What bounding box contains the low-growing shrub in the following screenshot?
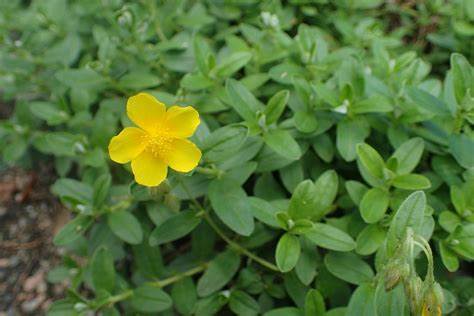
[1,0,473,315]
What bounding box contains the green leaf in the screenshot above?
[294,111,318,133]
[284,272,307,311]
[295,239,318,285]
[269,62,306,84]
[375,283,409,315]
[450,184,467,216]
[438,241,459,272]
[212,52,252,78]
[451,53,472,104]
[352,95,393,114]
[29,101,69,125]
[209,178,254,236]
[438,211,461,233]
[55,68,108,89]
[312,170,339,219]
[149,210,202,246]
[324,252,374,285]
[288,180,318,220]
[449,223,474,259]
[181,72,214,91]
[346,283,377,316]
[193,35,212,74]
[449,134,474,169]
[276,233,301,272]
[439,241,459,272]
[407,87,450,115]
[51,178,93,203]
[107,211,143,245]
[311,133,335,163]
[118,71,161,90]
[313,82,339,107]
[131,285,172,313]
[345,180,369,206]
[356,143,385,179]
[3,137,27,164]
[264,307,303,316]
[229,290,260,316]
[194,294,228,316]
[290,219,314,235]
[47,267,70,284]
[359,188,390,223]
[44,34,81,66]
[33,132,79,157]
[391,137,424,174]
[305,223,356,251]
[265,90,290,125]
[280,161,305,193]
[356,224,386,255]
[392,174,431,190]
[197,250,240,296]
[349,0,384,8]
[92,174,111,209]
[386,191,426,255]
[337,118,370,161]
[226,79,261,122]
[293,77,313,107]
[255,173,287,200]
[171,277,197,315]
[47,299,78,316]
[53,215,93,246]
[202,124,248,163]
[91,247,115,293]
[132,240,164,279]
[248,197,280,228]
[304,289,325,316]
[263,129,302,160]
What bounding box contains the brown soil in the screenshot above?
[0,167,70,315]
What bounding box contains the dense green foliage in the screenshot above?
[1,0,473,315]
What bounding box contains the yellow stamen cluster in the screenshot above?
[142,132,172,158]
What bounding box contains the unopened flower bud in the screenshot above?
[405,276,423,314]
[384,260,410,291]
[421,282,444,316]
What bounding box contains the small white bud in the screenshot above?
[389,59,396,72]
[334,99,349,114]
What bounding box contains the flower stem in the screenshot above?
[195,166,224,178]
[414,235,435,283]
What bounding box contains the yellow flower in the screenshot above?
[108,93,201,187]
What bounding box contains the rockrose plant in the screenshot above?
[0,1,473,315]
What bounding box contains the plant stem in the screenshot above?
[107,290,133,305]
[414,235,435,283]
[202,212,279,272]
[178,178,279,272]
[148,264,208,288]
[195,166,224,178]
[98,264,207,310]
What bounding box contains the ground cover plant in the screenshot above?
[0,0,473,315]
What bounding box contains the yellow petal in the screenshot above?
[164,138,202,172]
[164,106,200,138]
[127,93,166,134]
[131,150,168,187]
[108,127,147,163]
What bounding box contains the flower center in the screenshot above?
[142,131,173,158]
